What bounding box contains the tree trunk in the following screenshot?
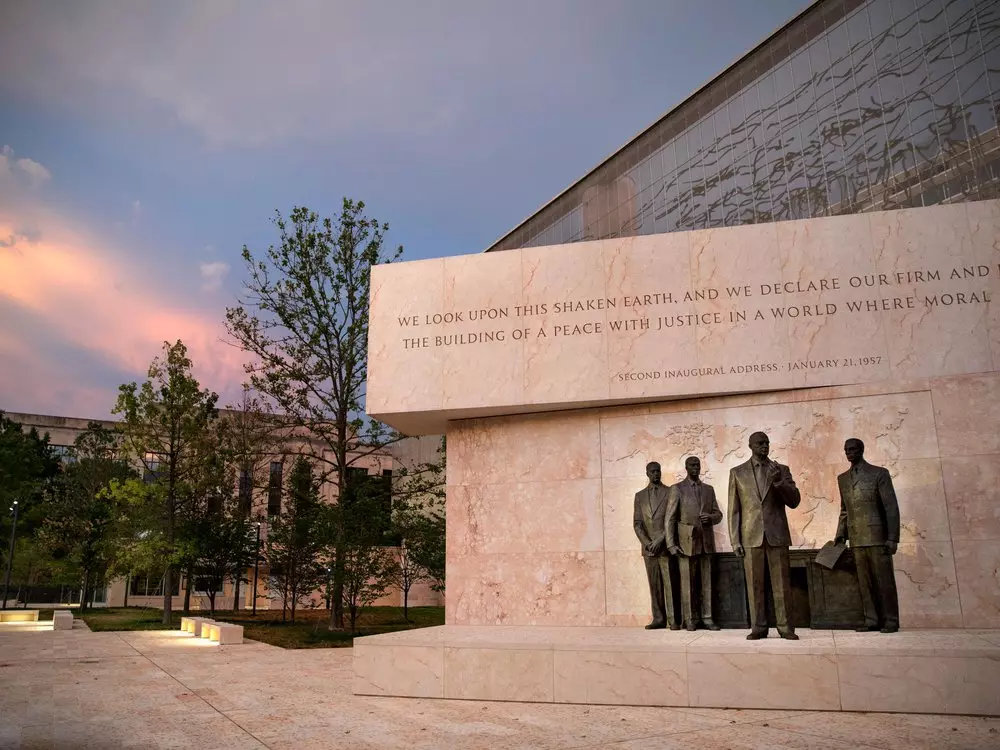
[208,591,216,617]
[328,437,348,631]
[232,571,241,612]
[123,575,130,608]
[183,568,193,615]
[330,543,345,629]
[162,566,173,626]
[403,584,409,622]
[80,569,91,614]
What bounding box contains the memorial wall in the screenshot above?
[367,199,1000,629]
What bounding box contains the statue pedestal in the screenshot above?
[354,625,1000,716]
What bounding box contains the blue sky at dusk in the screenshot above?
[0,0,805,419]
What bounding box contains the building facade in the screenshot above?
[6,411,443,612]
[488,0,998,252]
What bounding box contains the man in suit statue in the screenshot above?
[633,461,678,630]
[666,456,723,631]
[728,431,802,640]
[836,438,901,633]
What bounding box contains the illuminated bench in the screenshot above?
[181,616,214,636]
[52,611,74,630]
[203,622,244,645]
[0,610,39,623]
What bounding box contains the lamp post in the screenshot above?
[251,522,261,616]
[2,501,19,610]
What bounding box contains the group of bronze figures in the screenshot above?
[634,432,900,639]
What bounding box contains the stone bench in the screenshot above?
[0,610,39,623]
[180,616,214,636]
[52,611,74,630]
[204,622,243,645]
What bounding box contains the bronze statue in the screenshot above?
[728,431,801,640]
[633,461,678,630]
[666,456,723,631]
[835,438,901,633]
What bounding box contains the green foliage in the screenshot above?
[391,437,446,606]
[113,340,219,623]
[339,543,397,634]
[38,422,139,610]
[226,200,404,629]
[0,411,60,535]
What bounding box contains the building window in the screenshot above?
[143,452,165,484]
[267,461,283,516]
[129,571,180,597]
[50,445,77,465]
[193,577,225,594]
[238,466,253,515]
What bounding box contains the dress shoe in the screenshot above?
[746,629,768,640]
[778,630,799,640]
[644,621,666,630]
[704,621,721,631]
[669,623,681,631]
[880,625,899,633]
[855,625,880,632]
[684,623,697,632]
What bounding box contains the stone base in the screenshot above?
[353,625,1000,716]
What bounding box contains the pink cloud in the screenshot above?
[0,214,250,417]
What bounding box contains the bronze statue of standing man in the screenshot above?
[728,431,801,640]
[633,461,678,630]
[836,438,901,633]
[666,457,723,630]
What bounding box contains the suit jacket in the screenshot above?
[633,483,670,557]
[728,458,801,549]
[836,460,900,547]
[666,478,723,555]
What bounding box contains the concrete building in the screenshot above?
[6,410,443,612]
[487,0,998,253]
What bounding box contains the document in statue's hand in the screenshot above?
[814,540,847,570]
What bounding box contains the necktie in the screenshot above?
[754,461,767,497]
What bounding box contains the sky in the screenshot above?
[0,0,806,420]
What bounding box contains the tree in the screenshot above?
[113,340,219,624]
[214,389,281,610]
[189,514,257,617]
[340,543,396,635]
[390,437,446,618]
[226,200,402,630]
[39,423,138,611]
[264,456,324,623]
[0,411,60,537]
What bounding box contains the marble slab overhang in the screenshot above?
[354,625,1000,715]
[367,201,1000,434]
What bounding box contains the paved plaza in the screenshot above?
[1,624,998,749]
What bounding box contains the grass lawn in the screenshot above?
[80,605,444,648]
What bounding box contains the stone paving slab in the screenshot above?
[1,627,999,749]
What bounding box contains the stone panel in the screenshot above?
[941,455,1000,542]
[443,647,553,702]
[352,645,442,698]
[932,373,1000,457]
[553,649,688,706]
[445,552,606,626]
[953,541,1000,628]
[687,652,841,710]
[839,654,1000,715]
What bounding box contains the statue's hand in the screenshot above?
[884,540,897,556]
[734,543,744,558]
[766,463,783,485]
[698,513,711,525]
[668,545,682,557]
